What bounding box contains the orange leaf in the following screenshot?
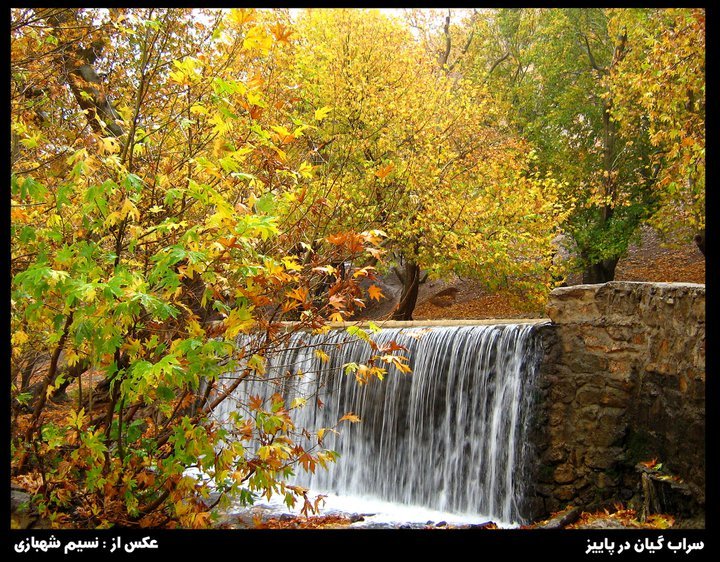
[269,22,295,44]
[374,162,395,179]
[326,232,347,246]
[339,412,361,423]
[249,395,264,411]
[287,286,309,303]
[368,285,383,301]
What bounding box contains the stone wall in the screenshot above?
[528,281,705,520]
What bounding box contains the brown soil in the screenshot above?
[409,227,705,321]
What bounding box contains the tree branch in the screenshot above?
[582,32,605,74]
[25,312,74,442]
[482,52,511,85]
[448,28,475,72]
[440,12,452,68]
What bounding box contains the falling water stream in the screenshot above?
[212,323,544,528]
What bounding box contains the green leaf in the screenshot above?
[156,385,175,401]
[22,177,48,201]
[124,174,144,192]
[254,192,276,214]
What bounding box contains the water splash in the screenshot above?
[214,324,542,526]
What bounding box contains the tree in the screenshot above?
[466,8,671,283]
[286,9,566,320]
[608,8,705,254]
[11,7,396,528]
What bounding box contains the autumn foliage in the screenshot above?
[11,8,397,529]
[10,8,705,529]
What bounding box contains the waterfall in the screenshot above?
[214,323,543,525]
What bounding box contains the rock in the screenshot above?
[536,506,582,529]
[467,521,496,529]
[532,281,704,522]
[553,464,575,484]
[10,488,51,529]
[577,518,628,529]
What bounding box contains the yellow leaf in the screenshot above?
[271,125,294,143]
[101,137,120,155]
[11,330,29,348]
[67,408,87,430]
[314,106,333,121]
[248,354,266,375]
[281,256,303,272]
[169,70,188,85]
[243,25,273,54]
[314,349,330,363]
[299,161,315,178]
[246,90,265,107]
[119,198,140,221]
[65,349,81,367]
[228,8,256,27]
[224,307,255,338]
[269,125,289,136]
[209,112,228,134]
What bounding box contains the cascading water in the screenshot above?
[213,323,543,526]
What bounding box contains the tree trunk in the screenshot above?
[39,9,125,138]
[392,261,421,321]
[582,257,619,284]
[694,229,705,257]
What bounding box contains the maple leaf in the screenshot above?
[227,8,256,27]
[339,412,361,423]
[314,349,330,363]
[314,106,333,121]
[326,232,347,246]
[243,25,273,55]
[328,293,345,310]
[367,284,383,301]
[640,458,659,469]
[269,22,295,44]
[287,286,309,303]
[374,162,395,179]
[217,236,238,248]
[249,394,264,411]
[367,247,385,259]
